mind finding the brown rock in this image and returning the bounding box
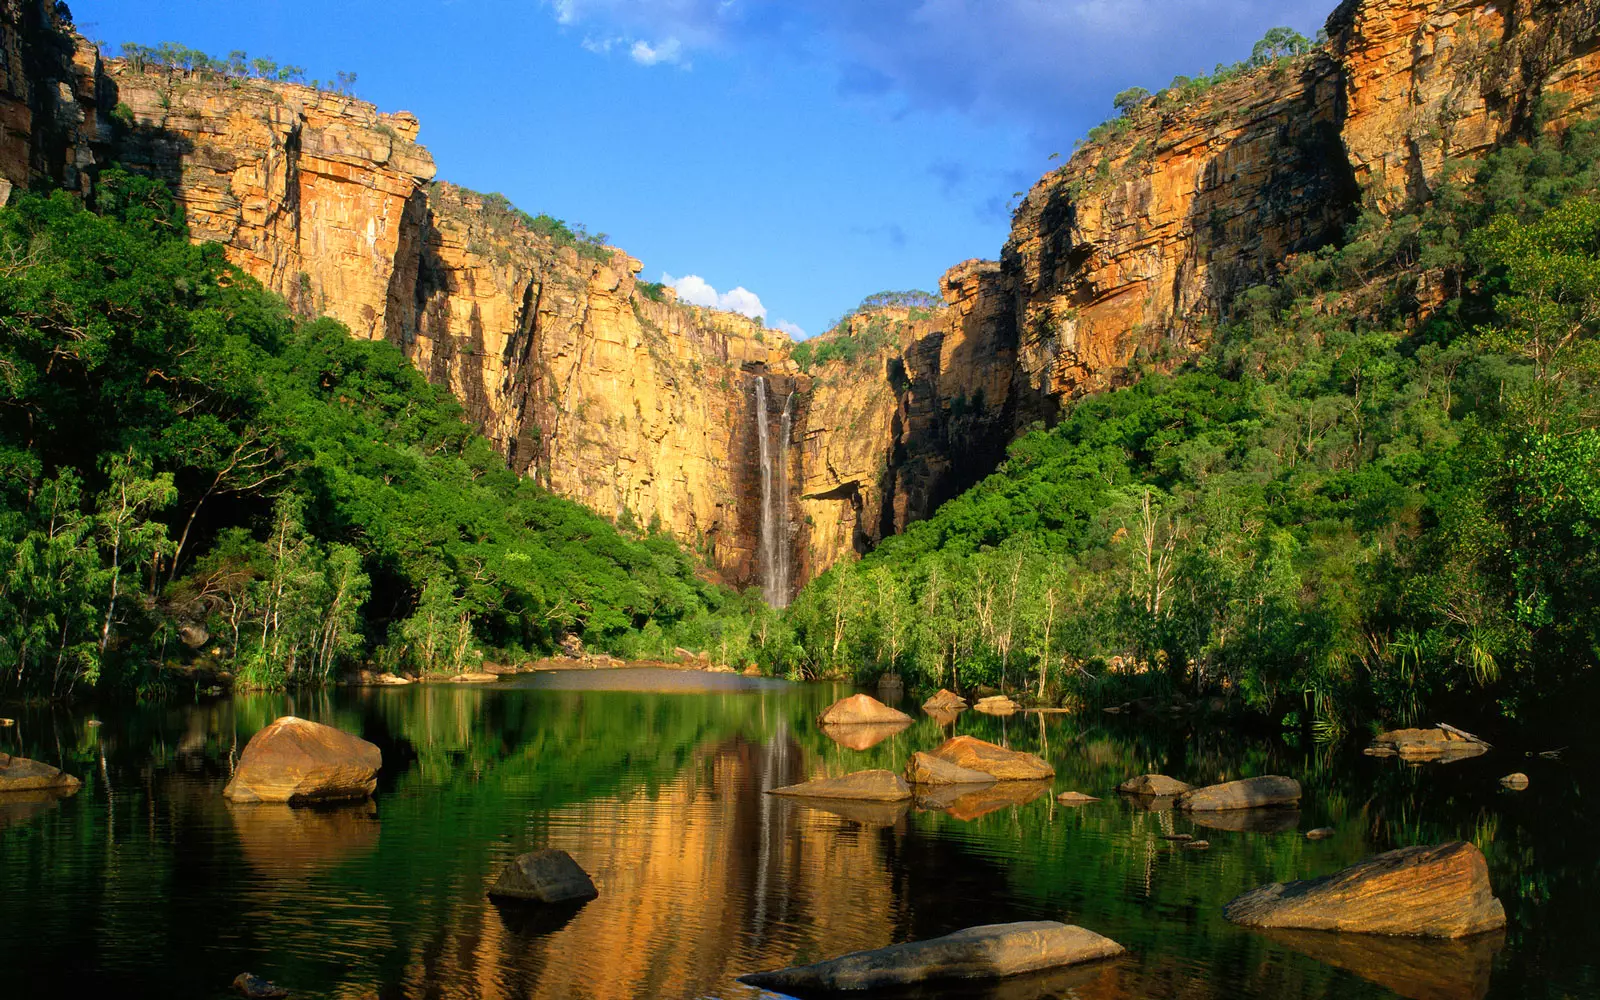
[1223,842,1506,938]
[0,753,81,794]
[222,717,382,804]
[1367,728,1488,762]
[343,670,412,686]
[904,751,999,786]
[925,735,1054,781]
[738,921,1124,992]
[974,695,1021,716]
[487,849,599,904]
[922,688,968,712]
[1117,774,1192,797]
[1178,775,1302,811]
[1499,773,1529,791]
[817,693,912,726]
[769,770,912,802]
[1055,791,1100,805]
[1307,827,1336,840]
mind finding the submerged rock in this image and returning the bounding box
[922,689,968,713]
[770,770,913,802]
[1055,791,1100,805]
[738,921,1124,993]
[904,750,997,786]
[222,717,381,804]
[1178,775,1302,811]
[1117,774,1192,797]
[817,693,913,726]
[1224,842,1506,938]
[487,849,600,904]
[925,735,1054,781]
[0,753,81,795]
[231,972,290,998]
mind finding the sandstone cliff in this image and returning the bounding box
[5,0,1599,599]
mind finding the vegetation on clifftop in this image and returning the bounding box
[0,172,729,698]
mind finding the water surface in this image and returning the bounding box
[1,668,1595,999]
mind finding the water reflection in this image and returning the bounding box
[821,721,909,750]
[0,672,1594,1000]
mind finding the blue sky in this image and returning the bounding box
[74,0,1330,338]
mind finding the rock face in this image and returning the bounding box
[904,751,998,787]
[924,735,1054,781]
[1178,776,1302,811]
[769,770,913,802]
[738,921,1124,993]
[223,716,382,804]
[8,0,1600,594]
[817,693,912,726]
[487,849,600,904]
[0,753,81,794]
[1118,774,1193,797]
[1223,841,1507,938]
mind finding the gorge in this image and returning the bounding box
[5,0,1600,604]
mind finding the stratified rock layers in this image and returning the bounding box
[5,0,1598,591]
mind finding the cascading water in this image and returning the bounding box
[753,376,795,608]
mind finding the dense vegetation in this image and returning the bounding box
[0,172,730,698]
[789,289,939,372]
[115,41,357,95]
[773,118,1600,732]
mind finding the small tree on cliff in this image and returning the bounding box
[1113,87,1151,117]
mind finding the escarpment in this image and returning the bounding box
[5,0,1599,596]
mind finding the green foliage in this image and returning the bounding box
[1113,87,1151,117]
[115,41,360,95]
[781,119,1600,728]
[0,171,727,697]
[789,314,899,373]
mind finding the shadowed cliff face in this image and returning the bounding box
[4,0,1599,595]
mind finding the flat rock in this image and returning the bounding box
[1117,774,1192,797]
[447,671,500,683]
[770,770,912,802]
[1178,775,1301,811]
[1223,842,1506,938]
[974,695,1020,716]
[925,735,1054,781]
[818,693,913,726]
[222,717,381,804]
[738,921,1124,993]
[487,848,599,904]
[922,689,968,712]
[904,750,998,786]
[822,721,909,751]
[0,753,82,794]
[1055,791,1100,805]
[1367,728,1489,762]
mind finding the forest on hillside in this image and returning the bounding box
[0,172,734,699]
[764,113,1600,733]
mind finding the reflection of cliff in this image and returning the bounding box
[7,0,1600,588]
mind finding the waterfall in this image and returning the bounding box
[753,377,794,608]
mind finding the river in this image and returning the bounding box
[0,668,1594,999]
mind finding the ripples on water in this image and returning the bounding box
[0,667,1595,999]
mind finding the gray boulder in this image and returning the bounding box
[487,849,599,904]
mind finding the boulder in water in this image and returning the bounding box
[973,695,1020,716]
[817,693,912,726]
[1223,841,1506,938]
[922,689,968,713]
[1117,774,1192,797]
[738,921,1124,993]
[231,973,290,998]
[1178,775,1301,811]
[770,770,913,802]
[904,750,997,786]
[487,848,599,904]
[1056,791,1100,805]
[0,753,81,795]
[222,717,381,804]
[1365,727,1489,762]
[925,735,1054,781]
[1499,772,1529,790]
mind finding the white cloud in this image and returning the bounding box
[663,272,768,320]
[630,38,686,66]
[773,319,807,339]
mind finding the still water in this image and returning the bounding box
[0,668,1595,999]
